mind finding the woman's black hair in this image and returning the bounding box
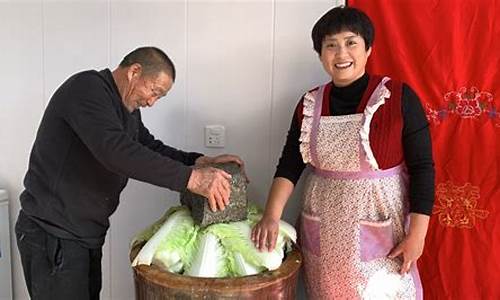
[312,6,374,54]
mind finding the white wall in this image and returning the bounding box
[0,0,343,299]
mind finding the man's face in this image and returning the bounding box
[123,71,173,112]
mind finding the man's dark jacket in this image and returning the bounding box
[20,69,202,248]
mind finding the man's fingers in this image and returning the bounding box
[218,170,232,180]
[212,171,230,206]
[222,176,231,190]
[221,181,231,205]
[190,166,236,211]
[207,194,217,212]
[210,184,225,211]
[215,189,226,211]
[220,177,231,195]
[233,157,243,165]
[213,179,229,207]
[222,187,230,205]
[215,154,243,166]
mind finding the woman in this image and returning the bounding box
[251,6,434,299]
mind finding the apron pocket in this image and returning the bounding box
[300,212,320,256]
[359,218,394,262]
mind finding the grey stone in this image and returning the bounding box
[180,162,248,227]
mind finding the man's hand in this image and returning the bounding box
[195,154,249,182]
[187,167,231,212]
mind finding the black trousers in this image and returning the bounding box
[15,211,102,300]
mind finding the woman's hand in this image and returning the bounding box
[388,213,429,274]
[388,233,425,274]
[251,215,280,252]
[250,177,295,252]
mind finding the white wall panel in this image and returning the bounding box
[187,1,274,206]
[43,1,110,104]
[109,1,187,299]
[0,2,44,299]
[110,0,188,149]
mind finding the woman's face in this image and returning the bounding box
[319,31,372,87]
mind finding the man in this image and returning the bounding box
[15,46,245,299]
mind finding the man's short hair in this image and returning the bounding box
[119,46,176,81]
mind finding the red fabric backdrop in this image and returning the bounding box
[348,0,500,298]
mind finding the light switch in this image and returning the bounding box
[205,125,225,148]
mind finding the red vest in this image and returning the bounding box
[297,75,404,170]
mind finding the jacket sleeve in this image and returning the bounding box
[62,74,194,192]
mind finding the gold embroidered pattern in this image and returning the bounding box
[433,181,489,228]
[425,87,499,127]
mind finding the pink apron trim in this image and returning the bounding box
[405,213,423,299]
[359,143,372,171]
[313,163,404,180]
[410,264,423,300]
[310,84,326,168]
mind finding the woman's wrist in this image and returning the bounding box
[407,213,430,239]
[262,206,282,222]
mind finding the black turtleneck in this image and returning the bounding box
[274,73,435,215]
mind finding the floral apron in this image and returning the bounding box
[298,78,423,299]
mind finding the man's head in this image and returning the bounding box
[115,47,176,112]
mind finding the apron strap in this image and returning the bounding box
[310,84,326,167]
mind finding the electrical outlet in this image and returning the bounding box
[205,125,225,148]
